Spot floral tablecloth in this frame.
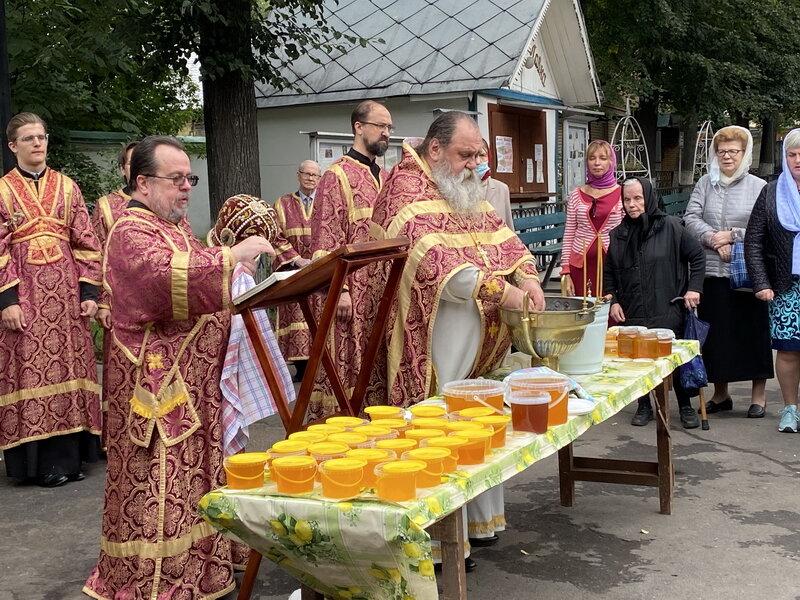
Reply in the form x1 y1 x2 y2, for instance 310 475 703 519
199 341 698 600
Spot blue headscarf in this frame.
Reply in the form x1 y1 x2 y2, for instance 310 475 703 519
776 128 800 274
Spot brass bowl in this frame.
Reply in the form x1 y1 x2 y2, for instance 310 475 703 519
499 296 598 369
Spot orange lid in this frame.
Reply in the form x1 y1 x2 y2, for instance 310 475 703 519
365 406 404 417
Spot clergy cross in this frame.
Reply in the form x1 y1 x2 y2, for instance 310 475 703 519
475 243 490 265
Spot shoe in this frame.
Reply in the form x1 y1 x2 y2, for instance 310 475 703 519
433 557 477 573
679 406 700 429
67 472 85 481
631 404 654 426
699 397 733 414
469 534 498 547
778 405 799 433
37 474 68 488
747 404 766 418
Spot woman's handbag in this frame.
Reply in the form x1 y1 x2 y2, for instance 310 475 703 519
729 242 753 290
679 309 710 396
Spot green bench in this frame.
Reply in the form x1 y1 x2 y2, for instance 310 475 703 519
659 192 690 217
513 212 566 286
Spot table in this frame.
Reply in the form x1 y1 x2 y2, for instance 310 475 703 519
199 341 698 600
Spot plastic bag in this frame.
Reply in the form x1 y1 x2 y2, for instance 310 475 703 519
679 309 709 395
729 242 753 290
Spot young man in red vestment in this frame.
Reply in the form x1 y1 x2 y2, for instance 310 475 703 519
84 135 273 600
272 159 320 382
306 100 393 419
0 112 102 488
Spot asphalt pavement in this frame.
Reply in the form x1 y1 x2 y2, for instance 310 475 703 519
2 372 799 600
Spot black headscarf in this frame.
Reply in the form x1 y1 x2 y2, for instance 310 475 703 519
621 177 664 265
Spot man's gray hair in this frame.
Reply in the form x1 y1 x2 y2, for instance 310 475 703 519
416 111 477 158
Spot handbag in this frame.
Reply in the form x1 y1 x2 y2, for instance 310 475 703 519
729 242 753 290
678 309 709 396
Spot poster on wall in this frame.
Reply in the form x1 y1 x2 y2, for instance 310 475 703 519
318 142 348 171
526 159 534 183
495 135 514 173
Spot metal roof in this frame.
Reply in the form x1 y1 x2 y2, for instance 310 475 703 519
255 0 551 108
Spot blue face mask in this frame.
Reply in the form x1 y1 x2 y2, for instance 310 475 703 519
474 162 491 180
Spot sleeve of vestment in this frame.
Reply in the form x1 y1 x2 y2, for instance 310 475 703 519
68 182 102 287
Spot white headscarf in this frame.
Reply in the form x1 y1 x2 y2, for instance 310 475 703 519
776 128 800 274
709 125 754 187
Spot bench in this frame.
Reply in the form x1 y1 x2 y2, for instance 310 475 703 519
659 192 690 217
513 211 566 287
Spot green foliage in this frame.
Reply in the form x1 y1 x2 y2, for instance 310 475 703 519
7 0 200 135
47 142 120 210
582 0 800 124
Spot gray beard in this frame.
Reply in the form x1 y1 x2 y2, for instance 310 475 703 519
431 162 483 213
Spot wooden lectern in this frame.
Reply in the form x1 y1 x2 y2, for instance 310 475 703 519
232 238 409 434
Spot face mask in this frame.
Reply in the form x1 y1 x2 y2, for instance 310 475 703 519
474 161 491 181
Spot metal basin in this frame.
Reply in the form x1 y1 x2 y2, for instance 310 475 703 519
499 296 598 369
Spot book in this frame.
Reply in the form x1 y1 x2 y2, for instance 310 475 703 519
233 269 300 305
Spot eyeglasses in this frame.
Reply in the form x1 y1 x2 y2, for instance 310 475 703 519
298 171 321 178
16 134 49 144
358 121 395 134
716 149 743 158
144 174 200 187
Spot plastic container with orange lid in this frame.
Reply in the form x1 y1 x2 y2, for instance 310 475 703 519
271 455 317 494
307 441 350 481
456 407 497 420
326 416 367 430
364 405 404 420
376 437 418 456
327 432 373 449
410 417 449 431
351 425 397 442
408 405 446 419
444 420 484 435
372 418 410 438
442 379 505 413
422 436 467 471
318 458 367 498
473 415 512 448
402 447 450 487
374 460 427 502
307 423 346 436
224 452 269 489
345 448 393 487
404 428 445 444
287 431 328 444
452 429 492 465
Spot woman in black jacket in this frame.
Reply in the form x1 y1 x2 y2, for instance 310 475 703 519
604 177 706 428
745 128 800 433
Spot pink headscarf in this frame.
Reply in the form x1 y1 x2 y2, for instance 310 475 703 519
585 140 618 189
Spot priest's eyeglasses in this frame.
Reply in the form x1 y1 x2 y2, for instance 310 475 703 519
715 149 742 157
144 174 200 187
17 134 49 143
359 121 395 133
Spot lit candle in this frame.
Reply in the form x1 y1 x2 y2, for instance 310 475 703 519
582 239 587 301
596 232 602 300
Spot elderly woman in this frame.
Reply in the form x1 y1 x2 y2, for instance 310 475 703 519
683 126 773 418
745 129 800 432
604 177 705 428
562 140 623 297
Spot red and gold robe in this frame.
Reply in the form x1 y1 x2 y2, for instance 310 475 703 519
0 168 101 450
307 156 385 419
370 145 539 407
84 206 243 600
91 187 130 444
272 192 312 362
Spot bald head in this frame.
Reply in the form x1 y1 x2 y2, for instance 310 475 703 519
296 160 321 196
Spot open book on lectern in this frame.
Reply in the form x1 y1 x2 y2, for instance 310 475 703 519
232 268 303 306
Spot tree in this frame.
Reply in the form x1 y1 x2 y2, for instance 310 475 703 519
124 0 366 217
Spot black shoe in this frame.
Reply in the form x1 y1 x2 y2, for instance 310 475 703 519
631 404 654 426
67 472 86 481
37 474 68 488
465 557 477 572
469 534 498 547
747 404 766 418
699 397 733 414
679 406 700 429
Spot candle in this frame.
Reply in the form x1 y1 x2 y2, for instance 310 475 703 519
582 239 587 300
596 232 602 300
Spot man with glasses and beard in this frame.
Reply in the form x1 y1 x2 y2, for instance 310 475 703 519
306 100 393 419
84 135 273 599
370 111 545 569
